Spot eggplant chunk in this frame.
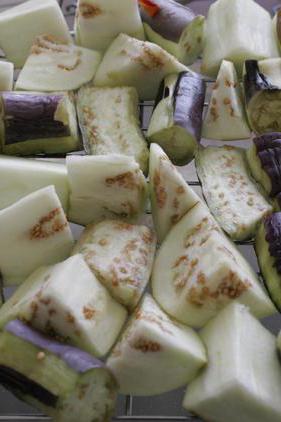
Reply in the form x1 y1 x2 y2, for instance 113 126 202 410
77 86 149 173
196 146 272 241
107 294 206 396
0 320 118 422
183 303 281 422
67 155 147 226
0 186 74 286
202 60 251 140
15 35 101 92
149 143 201 243
147 72 205 165
273 10 281 51
75 0 144 52
0 254 127 356
0 61 13 91
94 34 187 101
72 221 156 311
152 202 275 328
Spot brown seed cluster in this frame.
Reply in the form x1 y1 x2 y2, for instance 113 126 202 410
79 2 102 18
83 306 96 320
29 208 67 240
153 170 167 208
106 171 138 190
131 337 161 353
134 44 165 70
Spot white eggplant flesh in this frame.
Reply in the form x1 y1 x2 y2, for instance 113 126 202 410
75 0 144 52
149 143 201 243
0 186 74 286
15 35 101 92
107 294 206 396
201 0 279 78
0 0 71 68
202 60 251 140
94 34 187 101
67 155 148 226
0 255 127 357
183 303 281 422
196 146 272 241
0 61 13 90
273 10 281 51
152 202 275 328
77 86 149 173
72 220 156 311
258 58 281 88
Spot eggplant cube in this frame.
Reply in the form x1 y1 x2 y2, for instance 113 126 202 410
0 0 71 68
0 254 127 357
0 61 13 91
107 294 206 396
94 33 187 101
0 186 74 286
67 155 147 226
183 303 281 422
72 220 156 311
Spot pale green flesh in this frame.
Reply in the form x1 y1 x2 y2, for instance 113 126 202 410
248 91 281 134
0 61 13 90
258 58 281 88
246 144 272 195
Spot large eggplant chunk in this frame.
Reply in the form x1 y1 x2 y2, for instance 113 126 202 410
202 60 251 140
0 61 13 91
152 202 275 328
0 320 118 422
107 294 206 396
201 0 279 78
147 72 205 165
183 303 281 422
72 221 156 311
77 86 149 173
0 92 79 156
0 186 74 286
15 35 101 92
149 143 201 243
94 34 187 101
75 0 144 52
0 0 71 68
196 146 272 241
67 155 147 226
0 254 127 356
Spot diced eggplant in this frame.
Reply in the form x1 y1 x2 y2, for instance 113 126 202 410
0 0 71 68
0 320 118 422
202 60 251 140
77 86 149 173
75 0 144 52
196 146 272 241
107 294 206 396
94 34 187 101
201 0 279 78
0 254 127 356
0 61 13 91
149 143 201 242
152 202 275 328
0 186 74 286
15 35 101 92
147 71 205 165
183 303 281 422
67 154 148 226
72 221 156 311
0 92 80 156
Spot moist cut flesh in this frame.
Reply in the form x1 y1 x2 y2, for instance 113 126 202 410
0 61 13 91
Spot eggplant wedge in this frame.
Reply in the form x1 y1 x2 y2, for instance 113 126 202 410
139 0 205 65
0 61 13 91
196 145 272 241
202 60 251 140
0 320 118 422
77 86 149 173
147 71 205 165
183 303 281 422
0 92 79 156
273 9 281 51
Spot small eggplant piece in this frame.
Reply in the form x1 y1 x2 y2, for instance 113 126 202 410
0 320 118 422
147 71 205 165
0 61 13 91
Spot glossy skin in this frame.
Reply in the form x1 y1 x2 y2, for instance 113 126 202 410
264 213 281 274
244 60 278 106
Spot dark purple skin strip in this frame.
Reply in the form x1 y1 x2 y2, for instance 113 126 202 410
264 213 281 275
253 133 281 151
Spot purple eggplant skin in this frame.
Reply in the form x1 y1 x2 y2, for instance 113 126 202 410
264 213 281 274
139 0 196 42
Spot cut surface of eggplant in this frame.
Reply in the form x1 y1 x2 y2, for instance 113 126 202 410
94 33 187 101
72 220 156 311
183 303 281 422
0 61 13 91
0 92 79 156
0 186 74 286
152 202 275 327
107 294 206 396
77 86 149 173
147 72 205 165
15 35 101 92
196 145 272 241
